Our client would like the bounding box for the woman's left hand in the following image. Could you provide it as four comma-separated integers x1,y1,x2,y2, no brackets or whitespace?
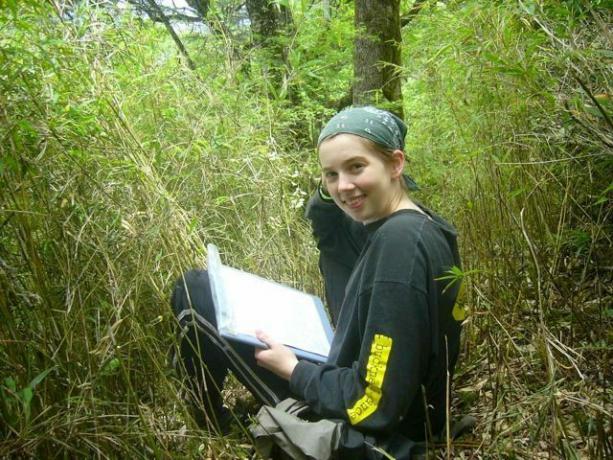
254,330,299,381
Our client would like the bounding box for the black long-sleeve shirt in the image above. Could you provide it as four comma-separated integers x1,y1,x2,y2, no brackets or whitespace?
297,193,462,441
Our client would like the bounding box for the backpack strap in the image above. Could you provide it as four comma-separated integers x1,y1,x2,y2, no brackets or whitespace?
176,307,280,406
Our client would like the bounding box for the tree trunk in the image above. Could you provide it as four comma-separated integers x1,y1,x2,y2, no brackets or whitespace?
244,0,294,92
185,0,210,18
353,0,403,118
245,0,293,47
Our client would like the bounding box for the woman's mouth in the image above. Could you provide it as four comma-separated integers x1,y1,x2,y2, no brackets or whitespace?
343,195,365,210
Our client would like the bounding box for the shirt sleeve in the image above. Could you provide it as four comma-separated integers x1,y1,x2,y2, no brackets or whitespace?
304,191,368,322
304,191,367,263
289,279,431,432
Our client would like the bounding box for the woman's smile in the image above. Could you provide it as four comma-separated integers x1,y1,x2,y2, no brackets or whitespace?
343,194,366,209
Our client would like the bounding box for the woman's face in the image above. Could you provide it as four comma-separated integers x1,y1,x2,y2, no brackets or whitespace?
319,134,404,224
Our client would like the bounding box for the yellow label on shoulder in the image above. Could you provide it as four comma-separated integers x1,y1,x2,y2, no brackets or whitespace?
347,334,392,425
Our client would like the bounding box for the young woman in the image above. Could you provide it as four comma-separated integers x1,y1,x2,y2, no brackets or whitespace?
256,106,462,443
172,106,462,455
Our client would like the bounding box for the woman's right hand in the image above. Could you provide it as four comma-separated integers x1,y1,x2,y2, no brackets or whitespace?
254,330,299,381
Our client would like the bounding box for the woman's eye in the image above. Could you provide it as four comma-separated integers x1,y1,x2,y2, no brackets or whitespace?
350,163,365,172
324,171,338,179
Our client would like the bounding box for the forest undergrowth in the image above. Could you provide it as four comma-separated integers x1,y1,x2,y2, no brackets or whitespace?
0,1,611,458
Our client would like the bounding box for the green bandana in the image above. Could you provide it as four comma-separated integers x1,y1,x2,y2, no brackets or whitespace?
318,106,419,191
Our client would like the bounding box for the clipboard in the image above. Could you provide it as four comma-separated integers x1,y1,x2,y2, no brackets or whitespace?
207,244,333,364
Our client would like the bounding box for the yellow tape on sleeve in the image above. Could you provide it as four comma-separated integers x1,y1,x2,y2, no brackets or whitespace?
346,334,392,425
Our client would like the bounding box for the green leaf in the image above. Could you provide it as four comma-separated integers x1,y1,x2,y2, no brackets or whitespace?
28,366,56,389
600,182,613,195
436,266,482,293
3,377,17,392
101,358,121,376
510,187,525,198
20,386,33,405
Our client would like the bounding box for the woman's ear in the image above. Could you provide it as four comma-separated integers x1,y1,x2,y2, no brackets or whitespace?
390,150,405,179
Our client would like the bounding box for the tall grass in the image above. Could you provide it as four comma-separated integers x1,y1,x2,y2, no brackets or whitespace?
1,2,320,457
0,0,610,458
403,1,612,458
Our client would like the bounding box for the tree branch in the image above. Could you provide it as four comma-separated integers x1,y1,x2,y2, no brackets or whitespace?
575,74,613,132
400,0,429,28
143,0,196,70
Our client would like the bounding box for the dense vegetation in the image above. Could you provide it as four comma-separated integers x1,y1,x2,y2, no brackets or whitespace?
1,1,610,458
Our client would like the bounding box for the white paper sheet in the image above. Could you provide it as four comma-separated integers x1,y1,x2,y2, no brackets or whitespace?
218,265,331,358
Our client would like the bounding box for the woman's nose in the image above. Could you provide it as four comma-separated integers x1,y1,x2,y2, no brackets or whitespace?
337,173,355,192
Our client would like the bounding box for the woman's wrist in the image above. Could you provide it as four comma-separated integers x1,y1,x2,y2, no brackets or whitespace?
282,357,299,381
